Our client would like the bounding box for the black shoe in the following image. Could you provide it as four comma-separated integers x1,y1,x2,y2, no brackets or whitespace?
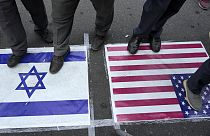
7,54,25,68
149,36,161,52
35,29,53,44
127,36,142,54
91,35,105,51
49,49,70,74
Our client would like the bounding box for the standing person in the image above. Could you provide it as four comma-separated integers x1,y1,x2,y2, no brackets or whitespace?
127,0,186,54
0,0,52,68
198,0,209,10
50,0,114,74
183,58,210,111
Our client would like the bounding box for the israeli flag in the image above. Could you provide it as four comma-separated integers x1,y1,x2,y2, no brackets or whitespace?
0,46,90,129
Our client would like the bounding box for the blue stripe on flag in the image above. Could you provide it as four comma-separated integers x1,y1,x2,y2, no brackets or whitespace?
0,100,88,117
0,51,86,64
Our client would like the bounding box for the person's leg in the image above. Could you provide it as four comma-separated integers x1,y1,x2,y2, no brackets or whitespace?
150,0,186,39
127,0,171,54
183,58,210,111
188,58,210,94
133,0,171,37
21,0,48,30
0,0,27,56
21,0,52,43
50,0,79,74
148,0,186,52
0,0,27,67
90,0,114,51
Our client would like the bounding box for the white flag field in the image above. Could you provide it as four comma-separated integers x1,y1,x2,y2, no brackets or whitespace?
0,46,90,129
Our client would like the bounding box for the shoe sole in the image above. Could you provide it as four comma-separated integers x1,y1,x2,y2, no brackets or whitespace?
198,2,208,10
7,63,18,68
91,46,102,51
183,80,200,111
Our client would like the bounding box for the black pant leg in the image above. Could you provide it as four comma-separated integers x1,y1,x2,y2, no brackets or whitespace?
90,0,114,36
0,0,27,56
188,58,210,94
133,0,171,37
151,0,186,38
21,0,48,30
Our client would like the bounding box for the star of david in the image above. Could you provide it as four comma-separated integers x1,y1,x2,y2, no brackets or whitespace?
15,66,47,98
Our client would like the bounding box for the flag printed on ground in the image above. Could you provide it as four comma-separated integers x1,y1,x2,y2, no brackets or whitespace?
171,74,210,118
105,41,209,122
0,46,90,129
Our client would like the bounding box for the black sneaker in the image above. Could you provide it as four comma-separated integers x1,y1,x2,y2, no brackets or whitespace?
49,49,70,74
35,29,53,44
149,36,161,52
91,35,105,51
7,54,25,68
127,36,142,54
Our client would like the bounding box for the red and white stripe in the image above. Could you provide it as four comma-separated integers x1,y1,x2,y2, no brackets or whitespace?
105,41,209,122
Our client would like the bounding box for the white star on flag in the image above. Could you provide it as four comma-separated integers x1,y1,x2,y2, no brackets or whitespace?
182,101,185,106
188,106,192,110
204,92,207,95
181,88,185,92
185,111,189,116
203,110,207,114
194,111,198,115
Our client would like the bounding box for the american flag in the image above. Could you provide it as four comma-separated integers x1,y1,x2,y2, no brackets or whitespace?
105,41,209,122
171,74,210,118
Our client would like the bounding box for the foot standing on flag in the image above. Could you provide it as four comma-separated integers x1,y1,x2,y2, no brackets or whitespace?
0,0,52,68
183,58,210,111
127,0,186,54
198,0,209,10
50,0,114,74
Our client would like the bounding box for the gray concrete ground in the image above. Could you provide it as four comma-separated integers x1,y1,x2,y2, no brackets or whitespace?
1,0,210,135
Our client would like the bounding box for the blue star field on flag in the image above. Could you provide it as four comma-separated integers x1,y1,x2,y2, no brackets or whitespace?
15,66,47,98
171,74,210,118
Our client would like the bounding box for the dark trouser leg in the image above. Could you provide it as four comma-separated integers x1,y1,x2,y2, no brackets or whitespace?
51,0,79,56
133,0,171,37
188,58,210,95
0,0,27,56
133,0,172,36
151,0,186,38
90,0,114,36
21,0,48,31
